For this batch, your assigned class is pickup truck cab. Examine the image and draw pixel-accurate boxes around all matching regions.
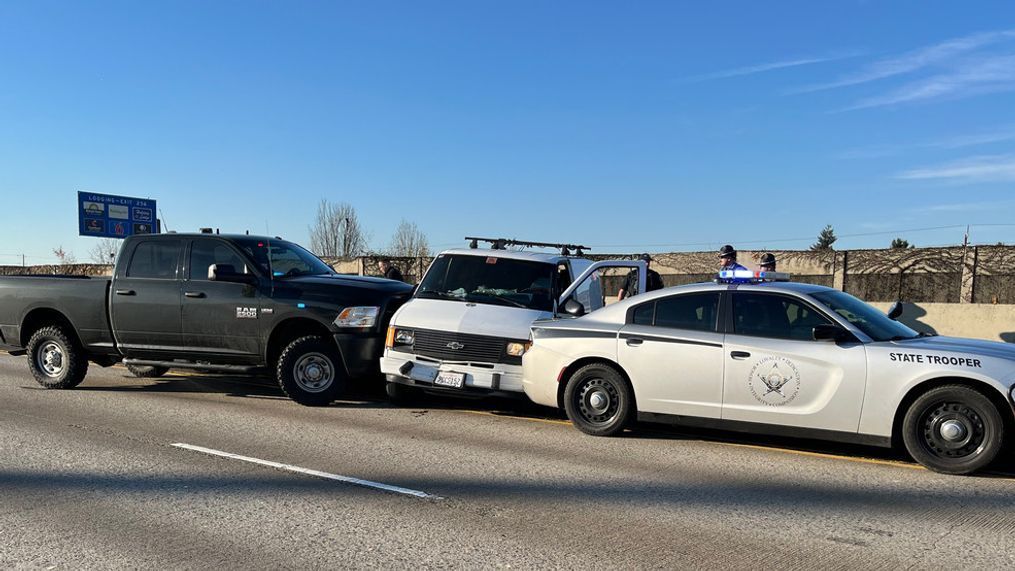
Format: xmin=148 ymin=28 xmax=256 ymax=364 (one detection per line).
xmin=381 ymin=238 xmax=643 ymax=400
xmin=0 ymin=233 xmax=412 ymax=405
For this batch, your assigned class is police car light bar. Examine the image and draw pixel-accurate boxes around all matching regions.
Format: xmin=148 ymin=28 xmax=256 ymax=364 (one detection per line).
xmin=717 ymin=270 xmax=791 ymax=283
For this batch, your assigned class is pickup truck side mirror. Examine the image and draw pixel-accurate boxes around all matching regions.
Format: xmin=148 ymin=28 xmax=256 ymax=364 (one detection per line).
xmin=208 ymin=264 xmax=256 ymax=284
xmin=813 ymin=323 xmax=850 ymax=342
xmin=887 ymin=301 xmax=903 ymax=321
xmin=563 ymin=298 xmax=586 ymax=316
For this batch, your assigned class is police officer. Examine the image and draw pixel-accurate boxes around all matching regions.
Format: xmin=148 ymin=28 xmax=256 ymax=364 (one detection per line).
xmin=718 ymin=244 xmax=748 ymax=272
xmin=617 ymin=253 xmax=664 ymax=300
xmin=759 ymin=252 xmax=777 ymax=272
xmin=378 ymin=258 xmax=405 ymax=282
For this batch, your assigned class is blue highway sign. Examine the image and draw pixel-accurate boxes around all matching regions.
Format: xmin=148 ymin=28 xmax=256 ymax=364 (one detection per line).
xmin=78 ymin=191 xmax=158 ymax=238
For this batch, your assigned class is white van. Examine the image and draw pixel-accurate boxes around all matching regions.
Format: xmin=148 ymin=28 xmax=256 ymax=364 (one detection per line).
xmin=381 ymin=238 xmax=644 ymax=399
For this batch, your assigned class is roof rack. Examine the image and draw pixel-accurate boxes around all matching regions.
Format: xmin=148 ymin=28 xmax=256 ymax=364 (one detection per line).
xmin=464 ymin=236 xmax=590 ymax=256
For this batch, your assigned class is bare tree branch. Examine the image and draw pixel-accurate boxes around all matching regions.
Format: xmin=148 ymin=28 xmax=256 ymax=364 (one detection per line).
xmin=308 ymin=200 xmax=368 ymax=258
xmin=87 ymin=238 xmax=121 ymax=264
xmin=388 ymin=219 xmax=430 ymax=258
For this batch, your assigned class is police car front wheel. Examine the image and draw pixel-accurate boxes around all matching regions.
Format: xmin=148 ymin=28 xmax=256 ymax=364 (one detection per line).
xmin=902 ymin=385 xmax=1005 ymax=475
xmin=563 ymin=363 xmax=634 ymax=437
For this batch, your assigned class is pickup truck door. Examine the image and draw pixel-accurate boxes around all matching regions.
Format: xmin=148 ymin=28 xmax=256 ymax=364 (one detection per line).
xmin=109 ymin=238 xmax=184 ymax=357
xmin=180 ymin=238 xmax=263 ymax=362
xmin=557 ymin=260 xmax=647 ymax=315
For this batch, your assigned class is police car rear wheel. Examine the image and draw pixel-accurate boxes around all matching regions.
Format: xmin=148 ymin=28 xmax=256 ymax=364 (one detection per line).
xmin=902 ymin=385 xmax=1004 ymax=475
xmin=563 ymin=364 xmax=633 ymax=437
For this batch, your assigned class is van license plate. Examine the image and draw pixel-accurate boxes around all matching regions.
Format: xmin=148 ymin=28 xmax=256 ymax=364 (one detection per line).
xmin=434 ymin=372 xmax=465 ymax=389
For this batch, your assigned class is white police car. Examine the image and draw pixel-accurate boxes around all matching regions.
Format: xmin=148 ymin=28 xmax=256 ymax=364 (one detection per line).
xmin=522 ymin=271 xmax=1015 ymax=475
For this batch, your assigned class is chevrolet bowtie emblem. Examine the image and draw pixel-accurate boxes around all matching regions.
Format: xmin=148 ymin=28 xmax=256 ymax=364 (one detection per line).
xmin=446 ymin=341 xmax=465 ymax=350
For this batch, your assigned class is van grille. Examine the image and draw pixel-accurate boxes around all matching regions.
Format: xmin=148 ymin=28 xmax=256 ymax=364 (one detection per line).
xmin=410 ymin=329 xmax=521 ymax=365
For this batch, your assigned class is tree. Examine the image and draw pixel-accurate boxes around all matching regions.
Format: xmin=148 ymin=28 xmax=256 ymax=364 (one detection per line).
xmin=890 ymin=238 xmax=913 ymax=249
xmin=52 ymin=246 xmax=76 ymax=265
xmin=308 ymin=200 xmax=368 ymax=258
xmin=88 ymin=238 xmax=121 ymax=264
xmin=810 ymin=225 xmax=837 ymax=251
xmin=389 ymin=220 xmax=430 ymax=258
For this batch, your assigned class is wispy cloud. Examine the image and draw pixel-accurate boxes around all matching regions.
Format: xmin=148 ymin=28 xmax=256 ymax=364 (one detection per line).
xmin=897 ymin=154 xmax=1015 ymax=182
xmin=835 ymin=126 xmax=1015 ymax=160
xmin=794 ymin=29 xmax=1015 ymax=93
xmin=680 ymin=52 xmax=859 ymax=83
xmin=842 ymin=54 xmax=1015 ymax=110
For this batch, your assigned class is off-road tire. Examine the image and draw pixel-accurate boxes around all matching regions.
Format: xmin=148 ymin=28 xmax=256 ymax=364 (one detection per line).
xmin=902 ymin=384 xmax=1005 ymax=475
xmin=563 ymin=363 xmax=634 ymax=437
xmin=26 ymin=325 xmax=88 ymax=389
xmin=276 ymin=336 xmax=346 ymax=406
xmin=126 ymin=364 xmax=170 ymax=378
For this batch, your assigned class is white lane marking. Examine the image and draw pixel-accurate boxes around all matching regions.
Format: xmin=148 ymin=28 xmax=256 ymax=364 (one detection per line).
xmin=171 ymin=443 xmax=441 ymax=499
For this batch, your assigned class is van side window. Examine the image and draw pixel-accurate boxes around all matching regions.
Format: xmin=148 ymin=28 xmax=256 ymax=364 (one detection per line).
xmin=126 ymin=241 xmax=181 ymax=279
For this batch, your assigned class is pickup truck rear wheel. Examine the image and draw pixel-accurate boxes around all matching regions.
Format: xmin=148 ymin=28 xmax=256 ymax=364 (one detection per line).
xmin=276 ymin=336 xmax=346 ymax=406
xmin=26 ymin=325 xmax=88 ymax=389
xmin=902 ymin=384 xmax=1004 ymax=475
xmin=126 ymin=364 xmax=170 ymax=378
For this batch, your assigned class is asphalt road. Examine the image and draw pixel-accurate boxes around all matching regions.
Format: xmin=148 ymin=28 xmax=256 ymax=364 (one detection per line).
xmin=2 ymin=353 xmax=1014 ymax=569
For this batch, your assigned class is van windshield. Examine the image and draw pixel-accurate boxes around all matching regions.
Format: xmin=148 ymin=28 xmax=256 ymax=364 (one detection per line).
xmin=415 ymin=254 xmax=559 ymax=311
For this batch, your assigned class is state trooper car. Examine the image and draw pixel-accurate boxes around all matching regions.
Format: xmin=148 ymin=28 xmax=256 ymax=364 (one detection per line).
xmin=522 ymin=271 xmax=1015 ymax=475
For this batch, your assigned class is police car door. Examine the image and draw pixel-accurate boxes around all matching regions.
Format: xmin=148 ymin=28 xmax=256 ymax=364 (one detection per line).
xmin=618 ymin=291 xmax=724 ymax=418
xmin=721 ymin=291 xmax=867 ymax=433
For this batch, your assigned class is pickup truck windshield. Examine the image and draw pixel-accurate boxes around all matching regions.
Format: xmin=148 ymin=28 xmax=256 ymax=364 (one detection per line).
xmin=416 ymin=254 xmax=557 ymax=311
xmin=810 ymin=290 xmax=920 ymax=342
xmin=233 ymin=238 xmax=334 ymax=278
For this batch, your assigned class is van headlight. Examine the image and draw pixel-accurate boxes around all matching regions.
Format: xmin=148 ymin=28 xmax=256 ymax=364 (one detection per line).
xmin=335 ymin=306 xmax=380 ymax=328
xmin=506 ymin=342 xmax=531 ymax=357
xmin=394 ymin=329 xmax=415 ymax=345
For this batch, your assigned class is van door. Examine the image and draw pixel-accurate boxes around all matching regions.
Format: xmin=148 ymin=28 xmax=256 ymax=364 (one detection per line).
xmin=109 ymin=238 xmax=184 ymax=358
xmin=557 ymin=260 xmax=646 ymax=315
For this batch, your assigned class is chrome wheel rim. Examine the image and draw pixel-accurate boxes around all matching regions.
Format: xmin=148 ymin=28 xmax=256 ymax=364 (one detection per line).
xmin=37 ymin=341 xmax=66 ymax=377
xmin=292 ymin=353 xmax=334 ymax=393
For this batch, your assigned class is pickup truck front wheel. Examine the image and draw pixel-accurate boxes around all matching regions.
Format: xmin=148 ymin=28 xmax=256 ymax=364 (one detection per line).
xmin=26 ymin=325 xmax=88 ymax=389
xmin=276 ymin=336 xmax=346 ymax=406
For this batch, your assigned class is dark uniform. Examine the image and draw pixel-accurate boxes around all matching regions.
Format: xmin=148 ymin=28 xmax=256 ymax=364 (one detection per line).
xmin=620 ymin=254 xmax=664 ymax=300
xmin=384 ymin=265 xmax=404 ymax=282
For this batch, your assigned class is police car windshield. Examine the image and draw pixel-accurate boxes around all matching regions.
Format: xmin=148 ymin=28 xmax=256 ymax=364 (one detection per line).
xmin=415 ymin=254 xmax=557 ymax=312
xmin=810 ymin=290 xmax=919 ymax=342
xmin=233 ymin=238 xmax=334 ymax=278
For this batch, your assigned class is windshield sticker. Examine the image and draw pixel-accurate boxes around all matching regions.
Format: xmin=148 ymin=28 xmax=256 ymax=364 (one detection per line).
xmin=748 ymin=357 xmax=801 ymax=407
xmin=890 ymin=353 xmax=982 ymax=367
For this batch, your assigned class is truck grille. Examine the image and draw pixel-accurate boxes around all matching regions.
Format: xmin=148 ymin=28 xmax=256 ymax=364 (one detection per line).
xmin=410 ymin=329 xmax=520 ymax=365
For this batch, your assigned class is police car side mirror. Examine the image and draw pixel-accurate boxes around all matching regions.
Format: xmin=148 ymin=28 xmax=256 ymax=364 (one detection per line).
xmin=564 ymin=298 xmax=586 ymax=316
xmin=887 ymin=301 xmax=904 ymax=321
xmin=813 ymin=324 xmax=849 ymax=342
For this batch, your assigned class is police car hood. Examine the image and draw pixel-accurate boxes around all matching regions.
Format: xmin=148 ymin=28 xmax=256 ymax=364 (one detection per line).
xmin=896 ymin=336 xmax=1015 ymax=361
xmin=392 ymin=298 xmax=548 ymax=340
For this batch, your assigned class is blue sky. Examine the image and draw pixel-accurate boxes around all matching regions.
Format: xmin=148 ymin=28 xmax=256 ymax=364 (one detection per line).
xmin=1 ymin=1 xmax=1014 ymax=263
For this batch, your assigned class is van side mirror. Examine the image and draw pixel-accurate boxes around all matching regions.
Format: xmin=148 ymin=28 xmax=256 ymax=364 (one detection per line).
xmin=564 ymin=298 xmax=586 ymax=316
xmin=209 ymin=264 xmax=255 ymax=284
xmin=887 ymin=301 xmax=903 ymax=321
xmin=813 ymin=324 xmax=849 ymax=342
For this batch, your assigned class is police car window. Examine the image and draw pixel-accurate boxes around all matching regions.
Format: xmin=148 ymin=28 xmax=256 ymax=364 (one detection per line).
xmin=810 ymin=290 xmax=919 ymax=342
xmin=126 ymin=240 xmax=180 ymax=279
xmin=632 ymin=302 xmax=654 ymax=325
xmin=189 ymin=240 xmax=248 ymax=281
xmin=733 ymin=293 xmax=831 ymax=341
xmin=653 ymin=292 xmax=719 ymax=332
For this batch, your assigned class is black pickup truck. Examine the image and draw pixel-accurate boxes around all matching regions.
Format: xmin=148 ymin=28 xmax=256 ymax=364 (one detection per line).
xmin=0 ymin=233 xmax=412 ymax=405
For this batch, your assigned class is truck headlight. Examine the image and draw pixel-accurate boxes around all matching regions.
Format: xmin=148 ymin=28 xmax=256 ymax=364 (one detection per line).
xmin=335 ymin=306 xmax=380 ymax=328
xmin=506 ymin=342 xmax=530 ymax=357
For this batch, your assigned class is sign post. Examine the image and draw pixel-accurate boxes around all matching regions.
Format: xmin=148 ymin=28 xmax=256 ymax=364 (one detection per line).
xmin=77 ymin=191 xmax=158 ymax=238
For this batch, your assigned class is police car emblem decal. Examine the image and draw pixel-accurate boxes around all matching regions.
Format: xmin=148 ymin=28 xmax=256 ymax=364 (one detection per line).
xmin=748 ymin=357 xmax=801 ymax=406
